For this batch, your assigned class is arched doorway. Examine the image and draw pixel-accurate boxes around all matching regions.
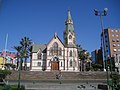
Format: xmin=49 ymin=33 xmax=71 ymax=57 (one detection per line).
xmin=51 ymin=57 xmax=59 ymax=70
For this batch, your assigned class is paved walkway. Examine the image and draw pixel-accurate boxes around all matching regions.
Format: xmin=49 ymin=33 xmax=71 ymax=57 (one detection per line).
xmin=25 ymin=82 xmax=103 ymax=90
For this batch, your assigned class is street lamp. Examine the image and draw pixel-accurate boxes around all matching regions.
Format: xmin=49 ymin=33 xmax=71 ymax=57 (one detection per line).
xmin=94 ymin=8 xmax=108 ymax=71
xmin=18 ymin=56 xmax=22 ymax=90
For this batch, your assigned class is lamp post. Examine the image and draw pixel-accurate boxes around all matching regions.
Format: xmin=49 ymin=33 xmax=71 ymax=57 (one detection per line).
xmin=94 ymin=8 xmax=108 ymax=71
xmin=18 ymin=57 xmax=22 ymax=90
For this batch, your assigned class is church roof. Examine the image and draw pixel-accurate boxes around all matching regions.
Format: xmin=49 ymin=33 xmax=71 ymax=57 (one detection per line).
xmin=32 ymin=44 xmax=47 ymax=53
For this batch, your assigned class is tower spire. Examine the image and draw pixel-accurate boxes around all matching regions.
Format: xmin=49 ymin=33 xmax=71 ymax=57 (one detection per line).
xmin=65 ymin=10 xmax=74 ymax=32
xmin=64 ymin=10 xmax=76 ymax=47
xmin=67 ymin=9 xmax=72 ymax=20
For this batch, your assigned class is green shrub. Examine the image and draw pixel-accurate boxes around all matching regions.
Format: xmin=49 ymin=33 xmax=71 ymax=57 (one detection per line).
xmin=0 ymin=70 xmax=11 ymax=79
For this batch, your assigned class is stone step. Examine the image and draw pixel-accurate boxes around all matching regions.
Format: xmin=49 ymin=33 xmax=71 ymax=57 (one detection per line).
xmin=6 ymin=71 xmax=107 ymax=80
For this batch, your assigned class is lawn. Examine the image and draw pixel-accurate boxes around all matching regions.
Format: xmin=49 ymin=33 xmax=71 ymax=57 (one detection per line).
xmin=0 ymin=85 xmax=18 ymax=90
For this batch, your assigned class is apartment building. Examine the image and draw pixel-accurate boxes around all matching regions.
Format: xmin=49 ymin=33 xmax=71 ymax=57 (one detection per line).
xmin=101 ymin=28 xmax=120 ymax=68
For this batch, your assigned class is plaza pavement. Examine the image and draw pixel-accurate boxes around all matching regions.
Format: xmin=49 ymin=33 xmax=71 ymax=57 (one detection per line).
xmin=9 ymin=80 xmax=106 ymax=90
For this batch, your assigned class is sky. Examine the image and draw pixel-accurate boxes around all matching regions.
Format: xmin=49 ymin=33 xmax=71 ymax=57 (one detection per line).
xmin=0 ymin=0 xmax=120 ymax=53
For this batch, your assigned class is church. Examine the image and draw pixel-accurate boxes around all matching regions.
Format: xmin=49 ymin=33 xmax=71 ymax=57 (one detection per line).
xmin=30 ymin=10 xmax=79 ymax=71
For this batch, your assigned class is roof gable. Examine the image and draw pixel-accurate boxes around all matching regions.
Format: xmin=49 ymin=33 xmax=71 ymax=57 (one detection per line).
xmin=32 ymin=44 xmax=47 ymax=53
xmin=47 ymin=34 xmax=64 ymax=48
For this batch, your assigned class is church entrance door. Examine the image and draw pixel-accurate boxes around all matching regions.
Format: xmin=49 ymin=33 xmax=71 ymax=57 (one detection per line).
xmin=51 ymin=61 xmax=59 ymax=70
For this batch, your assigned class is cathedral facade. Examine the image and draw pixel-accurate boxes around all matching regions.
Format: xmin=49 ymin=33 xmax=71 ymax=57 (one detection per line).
xmin=31 ymin=10 xmax=79 ymax=71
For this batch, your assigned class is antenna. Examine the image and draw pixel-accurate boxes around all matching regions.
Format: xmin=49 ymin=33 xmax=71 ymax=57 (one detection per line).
xmin=2 ymin=34 xmax=8 ymax=70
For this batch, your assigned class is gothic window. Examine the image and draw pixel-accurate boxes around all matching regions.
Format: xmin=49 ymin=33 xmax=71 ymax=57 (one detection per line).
xmin=49 ymin=42 xmax=62 ymax=56
xmin=49 ymin=47 xmax=53 ymax=55
xmin=53 ymin=42 xmax=58 ymax=55
xmin=70 ymin=50 xmax=72 ymax=56
xmin=69 ymin=35 xmax=72 ymax=39
xmin=48 ymin=61 xmax=51 ymax=66
xmin=61 ymin=61 xmax=62 ymax=67
xmin=37 ymin=53 xmax=41 ymax=59
xmin=70 ymin=60 xmax=72 ymax=67
xmin=58 ymin=47 xmax=62 ymax=56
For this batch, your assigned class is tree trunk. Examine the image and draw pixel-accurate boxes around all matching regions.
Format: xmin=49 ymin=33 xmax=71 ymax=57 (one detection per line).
xmin=24 ymin=57 xmax=27 ymax=70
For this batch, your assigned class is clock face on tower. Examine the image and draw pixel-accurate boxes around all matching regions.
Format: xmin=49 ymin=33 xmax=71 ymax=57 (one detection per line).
xmin=69 ymin=35 xmax=72 ymax=39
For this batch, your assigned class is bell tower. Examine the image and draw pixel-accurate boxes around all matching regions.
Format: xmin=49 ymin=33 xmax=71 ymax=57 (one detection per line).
xmin=64 ymin=10 xmax=76 ymax=47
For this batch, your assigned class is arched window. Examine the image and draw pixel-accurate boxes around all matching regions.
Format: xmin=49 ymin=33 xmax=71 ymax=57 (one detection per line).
xmin=48 ymin=61 xmax=51 ymax=66
xmin=58 ymin=47 xmax=62 ymax=56
xmin=70 ymin=50 xmax=72 ymax=56
xmin=61 ymin=61 xmax=63 ymax=67
xmin=70 ymin=59 xmax=72 ymax=67
xmin=49 ymin=47 xmax=53 ymax=55
xmin=49 ymin=42 xmax=62 ymax=56
xmin=37 ymin=53 xmax=41 ymax=59
xmin=53 ymin=42 xmax=58 ymax=55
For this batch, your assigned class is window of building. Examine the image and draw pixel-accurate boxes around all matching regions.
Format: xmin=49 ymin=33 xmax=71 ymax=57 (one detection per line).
xmin=112 ymin=39 xmax=116 ymax=42
xmin=106 ymin=50 xmax=108 ymax=52
xmin=111 ymin=30 xmax=114 ymax=32
xmin=49 ymin=42 xmax=62 ymax=56
xmin=105 ymin=35 xmax=107 ymax=38
xmin=37 ymin=62 xmax=41 ymax=67
xmin=58 ymin=47 xmax=62 ymax=56
xmin=53 ymin=42 xmax=58 ymax=55
xmin=53 ymin=57 xmax=58 ymax=61
xmin=118 ymin=49 xmax=120 ymax=52
xmin=61 ymin=62 xmax=63 ymax=67
xmin=69 ymin=42 xmax=72 ymax=45
xmin=113 ymin=49 xmax=117 ymax=52
xmin=118 ymin=44 xmax=120 ymax=46
xmin=37 ymin=53 xmax=41 ymax=59
xmin=48 ymin=61 xmax=51 ymax=66
xmin=70 ymin=50 xmax=72 ymax=56
xmin=116 ymin=39 xmax=119 ymax=42
xmin=112 ymin=34 xmax=114 ymax=37
xmin=115 ymin=30 xmax=118 ymax=32
xmin=69 ymin=35 xmax=72 ymax=39
xmin=116 ymin=34 xmax=119 ymax=37
xmin=70 ymin=60 xmax=72 ymax=67
xmin=113 ymin=44 xmax=116 ymax=47
xmin=49 ymin=47 xmax=53 ymax=55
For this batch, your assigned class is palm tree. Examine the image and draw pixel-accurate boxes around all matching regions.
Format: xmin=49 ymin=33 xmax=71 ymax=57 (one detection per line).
xmin=20 ymin=37 xmax=32 ymax=70
xmin=13 ymin=46 xmax=22 ymax=69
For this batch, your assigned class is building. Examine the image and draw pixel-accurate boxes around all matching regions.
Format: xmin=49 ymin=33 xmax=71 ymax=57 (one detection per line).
xmin=0 ymin=51 xmax=17 ymax=69
xmin=0 ymin=57 xmax=4 ymax=69
xmin=91 ymin=49 xmax=103 ymax=65
xmin=30 ymin=10 xmax=79 ymax=71
xmin=0 ymin=51 xmax=17 ymax=65
xmin=101 ymin=28 xmax=120 ymax=68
